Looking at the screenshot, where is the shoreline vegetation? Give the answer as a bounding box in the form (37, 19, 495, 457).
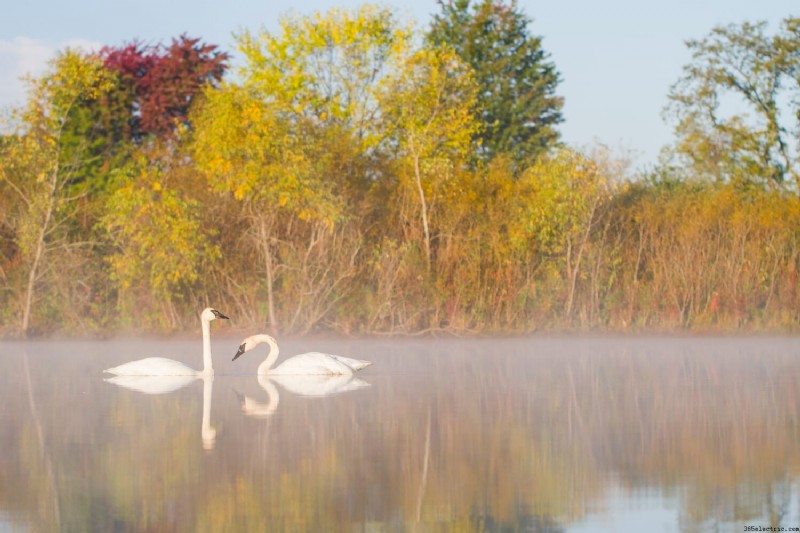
(2, 4, 800, 338)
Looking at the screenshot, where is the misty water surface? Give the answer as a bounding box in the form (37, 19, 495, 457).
(1, 336, 800, 532)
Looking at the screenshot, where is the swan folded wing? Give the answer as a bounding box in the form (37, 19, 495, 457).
(330, 355, 372, 371)
(103, 357, 198, 376)
(271, 374, 370, 396)
(272, 352, 359, 375)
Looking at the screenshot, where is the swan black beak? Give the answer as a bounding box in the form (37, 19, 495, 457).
(212, 309, 229, 320)
(232, 343, 246, 362)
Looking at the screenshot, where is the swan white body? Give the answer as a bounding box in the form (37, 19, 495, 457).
(271, 374, 370, 396)
(232, 334, 372, 375)
(103, 308, 228, 377)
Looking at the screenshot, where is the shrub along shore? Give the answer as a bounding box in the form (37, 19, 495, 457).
(2, 5, 799, 336)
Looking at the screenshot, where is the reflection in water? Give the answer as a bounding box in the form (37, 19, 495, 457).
(201, 377, 216, 451)
(3, 337, 800, 531)
(104, 374, 197, 394)
(21, 351, 61, 531)
(237, 376, 280, 419)
(237, 374, 370, 419)
(104, 373, 218, 450)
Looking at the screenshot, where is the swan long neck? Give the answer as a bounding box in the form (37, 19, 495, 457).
(256, 336, 280, 375)
(201, 317, 213, 376)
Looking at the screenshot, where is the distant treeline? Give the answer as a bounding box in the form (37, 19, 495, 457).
(1, 3, 799, 336)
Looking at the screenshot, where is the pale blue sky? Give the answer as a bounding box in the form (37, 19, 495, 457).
(1, 1, 796, 167)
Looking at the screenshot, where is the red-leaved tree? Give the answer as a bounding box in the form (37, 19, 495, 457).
(101, 35, 229, 140)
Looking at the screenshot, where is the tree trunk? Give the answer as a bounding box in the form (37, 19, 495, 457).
(258, 216, 278, 332)
(21, 171, 58, 336)
(413, 152, 431, 269)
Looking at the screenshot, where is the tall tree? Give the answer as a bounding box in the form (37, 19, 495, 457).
(380, 46, 479, 268)
(427, 0, 563, 165)
(235, 4, 410, 160)
(0, 50, 115, 335)
(193, 6, 406, 331)
(665, 17, 800, 190)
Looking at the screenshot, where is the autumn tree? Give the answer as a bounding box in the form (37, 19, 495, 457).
(193, 87, 338, 330)
(46, 36, 230, 203)
(101, 153, 221, 329)
(427, 0, 563, 165)
(519, 150, 612, 319)
(379, 46, 479, 269)
(101, 35, 229, 141)
(666, 17, 800, 189)
(0, 50, 115, 335)
(194, 5, 406, 331)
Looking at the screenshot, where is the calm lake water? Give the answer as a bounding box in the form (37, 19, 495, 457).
(1, 335, 799, 532)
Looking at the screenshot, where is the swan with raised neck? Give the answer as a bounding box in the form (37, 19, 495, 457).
(103, 307, 229, 376)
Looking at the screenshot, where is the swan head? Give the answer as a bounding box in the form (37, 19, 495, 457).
(232, 334, 276, 362)
(201, 307, 229, 322)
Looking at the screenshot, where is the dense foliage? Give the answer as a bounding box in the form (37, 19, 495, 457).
(1, 5, 799, 336)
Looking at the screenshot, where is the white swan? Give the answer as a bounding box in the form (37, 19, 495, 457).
(231, 334, 372, 375)
(103, 307, 229, 376)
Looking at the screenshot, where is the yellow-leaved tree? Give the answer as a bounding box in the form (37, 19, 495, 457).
(379, 46, 480, 270)
(193, 5, 410, 332)
(0, 50, 115, 335)
(518, 149, 613, 320)
(101, 155, 221, 329)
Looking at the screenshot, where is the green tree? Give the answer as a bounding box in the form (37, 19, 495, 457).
(427, 0, 563, 165)
(666, 17, 800, 189)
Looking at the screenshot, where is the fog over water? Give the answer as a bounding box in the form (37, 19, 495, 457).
(1, 335, 799, 531)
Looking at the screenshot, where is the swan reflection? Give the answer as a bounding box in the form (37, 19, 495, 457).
(105, 375, 217, 450)
(200, 377, 216, 450)
(238, 374, 370, 420)
(237, 377, 280, 419)
(104, 374, 198, 395)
